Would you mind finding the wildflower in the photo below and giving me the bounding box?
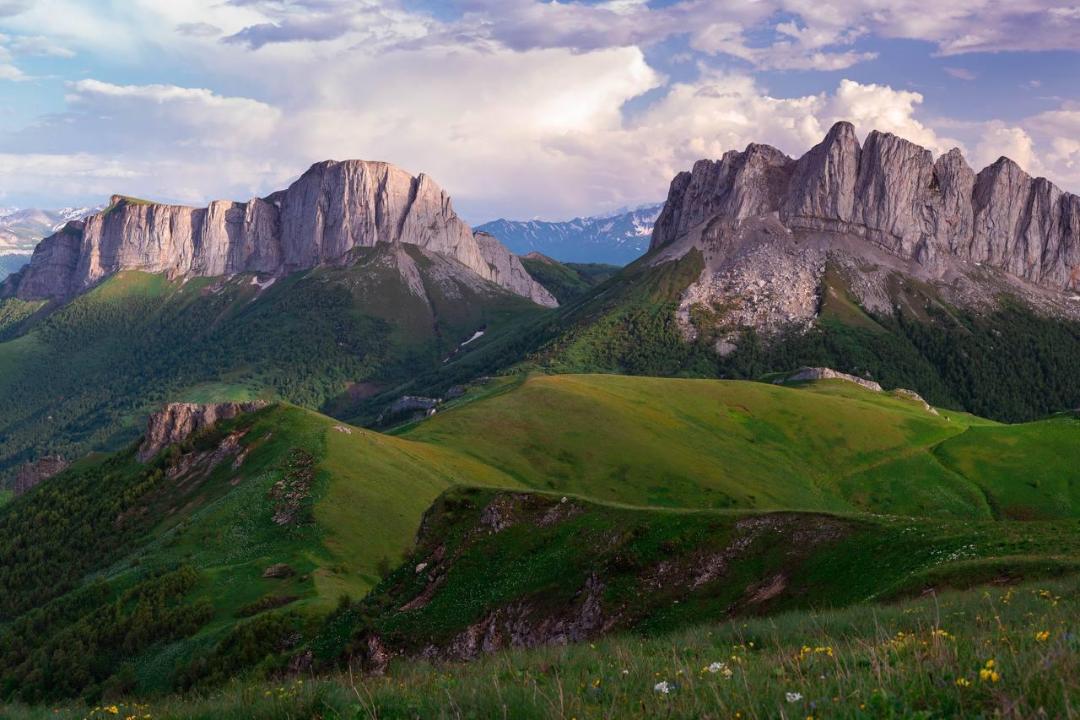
[654,681,672,694]
[106,708,120,716]
[955,677,971,687]
[786,692,803,703]
[1036,630,1050,642]
[621,669,630,676]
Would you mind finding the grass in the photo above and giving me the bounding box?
[5,573,1079,719]
[2,374,1079,705]
[520,256,619,305]
[401,374,1080,519]
[313,486,1080,665]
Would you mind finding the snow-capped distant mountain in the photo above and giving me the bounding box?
[0,206,104,255]
[476,203,662,265]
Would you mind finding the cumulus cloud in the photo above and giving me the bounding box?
[1,0,1080,219]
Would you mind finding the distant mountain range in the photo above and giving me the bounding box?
[476,203,662,265]
[0,206,104,256]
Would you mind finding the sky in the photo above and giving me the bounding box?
[0,1,1079,223]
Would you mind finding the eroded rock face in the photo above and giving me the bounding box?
[6,160,556,307]
[137,401,268,462]
[781,367,883,393]
[13,455,69,495]
[651,121,1080,293]
[650,122,1080,344]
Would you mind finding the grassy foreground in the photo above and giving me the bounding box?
[6,573,1077,719]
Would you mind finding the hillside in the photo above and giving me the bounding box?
[0,244,547,478]
[519,252,619,304]
[1,373,1078,702]
[402,374,1080,520]
[14,574,1074,719]
[445,246,1080,423]
[318,487,1080,669]
[0,402,518,701]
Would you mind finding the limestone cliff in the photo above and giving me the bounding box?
[6,160,556,307]
[651,122,1080,344]
[652,121,1080,292]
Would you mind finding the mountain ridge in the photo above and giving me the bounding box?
[476,203,661,265]
[3,160,556,307]
[649,122,1080,346]
[652,121,1080,292]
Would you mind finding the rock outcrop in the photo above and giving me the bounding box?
[137,401,268,462]
[5,160,556,307]
[12,455,69,495]
[652,121,1080,292]
[780,367,883,393]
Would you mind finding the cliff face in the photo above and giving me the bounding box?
[8,160,556,307]
[137,401,269,462]
[651,122,1080,293]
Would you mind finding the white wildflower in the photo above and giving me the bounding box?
[654,681,672,694]
[707,661,726,673]
[786,691,803,703]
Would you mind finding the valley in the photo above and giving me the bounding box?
[0,122,1079,718]
[0,373,1076,711]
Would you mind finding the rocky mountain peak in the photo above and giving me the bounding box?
[653,121,1080,346]
[4,160,556,308]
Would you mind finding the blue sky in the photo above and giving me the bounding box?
[0,0,1078,223]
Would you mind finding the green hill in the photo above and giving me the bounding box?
[0,245,547,478]
[2,374,1079,702]
[401,374,1080,520]
[520,253,619,304]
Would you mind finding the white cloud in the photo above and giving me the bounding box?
[1,0,1080,220]
[0,61,23,80]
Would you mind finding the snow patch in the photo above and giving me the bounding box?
[461,330,485,346]
[251,276,276,292]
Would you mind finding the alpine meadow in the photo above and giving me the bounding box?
[1,3,1080,719]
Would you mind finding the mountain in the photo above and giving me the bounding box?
[1,374,1078,702]
[0,160,560,477]
[519,251,619,304]
[0,206,103,255]
[3,161,555,307]
[417,123,1080,424]
[651,121,1080,343]
[476,203,662,265]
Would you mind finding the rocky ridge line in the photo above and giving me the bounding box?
[652,121,1080,293]
[5,160,556,307]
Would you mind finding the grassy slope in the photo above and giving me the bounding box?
[1,373,1079,702]
[0,404,519,700]
[0,245,546,477]
[318,487,1080,662]
[13,573,1074,720]
[402,374,1080,520]
[520,255,619,304]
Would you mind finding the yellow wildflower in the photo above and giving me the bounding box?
[955,677,971,687]
[1036,631,1050,642]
